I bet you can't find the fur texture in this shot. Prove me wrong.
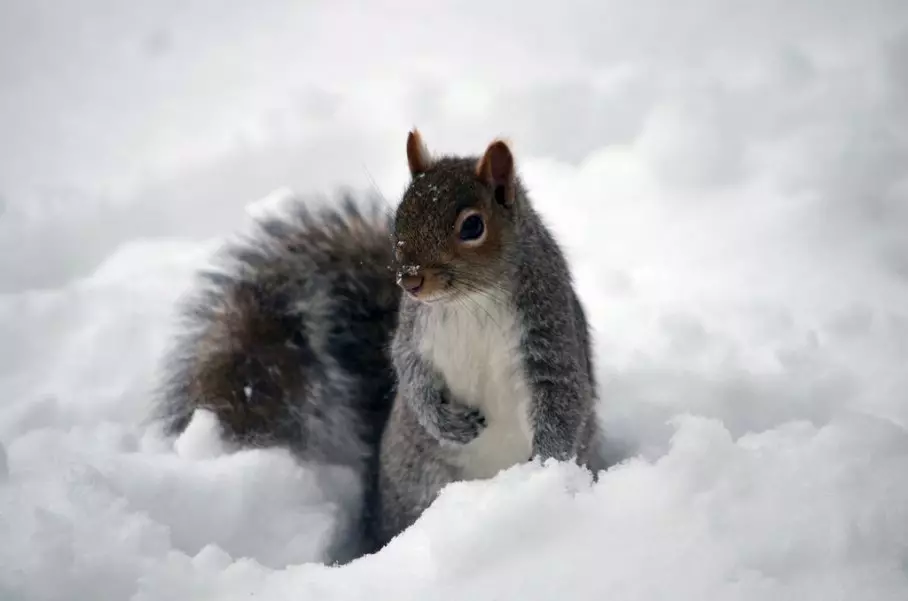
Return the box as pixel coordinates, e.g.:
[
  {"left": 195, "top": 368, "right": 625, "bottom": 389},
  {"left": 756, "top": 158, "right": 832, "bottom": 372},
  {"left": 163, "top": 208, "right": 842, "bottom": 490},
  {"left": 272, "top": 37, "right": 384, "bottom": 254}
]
[
  {"left": 154, "top": 131, "right": 604, "bottom": 562},
  {"left": 155, "top": 193, "right": 400, "bottom": 561},
  {"left": 373, "top": 137, "right": 603, "bottom": 547}
]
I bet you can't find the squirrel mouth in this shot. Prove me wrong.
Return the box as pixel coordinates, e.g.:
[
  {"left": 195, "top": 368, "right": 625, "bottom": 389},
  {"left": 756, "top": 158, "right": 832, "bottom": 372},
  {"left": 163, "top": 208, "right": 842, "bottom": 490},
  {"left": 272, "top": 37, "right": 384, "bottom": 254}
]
[{"left": 395, "top": 268, "right": 453, "bottom": 303}]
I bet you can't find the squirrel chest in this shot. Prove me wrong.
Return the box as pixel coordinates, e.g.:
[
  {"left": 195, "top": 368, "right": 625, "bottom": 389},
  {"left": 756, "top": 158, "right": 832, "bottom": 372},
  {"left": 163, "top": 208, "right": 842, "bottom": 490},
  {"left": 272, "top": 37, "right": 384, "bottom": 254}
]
[{"left": 417, "top": 292, "right": 534, "bottom": 479}]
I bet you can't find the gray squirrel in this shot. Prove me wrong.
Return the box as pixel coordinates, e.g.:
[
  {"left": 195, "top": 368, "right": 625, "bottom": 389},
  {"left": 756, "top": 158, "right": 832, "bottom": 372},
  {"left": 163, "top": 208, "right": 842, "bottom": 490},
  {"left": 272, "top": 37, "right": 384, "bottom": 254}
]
[{"left": 155, "top": 129, "right": 605, "bottom": 563}]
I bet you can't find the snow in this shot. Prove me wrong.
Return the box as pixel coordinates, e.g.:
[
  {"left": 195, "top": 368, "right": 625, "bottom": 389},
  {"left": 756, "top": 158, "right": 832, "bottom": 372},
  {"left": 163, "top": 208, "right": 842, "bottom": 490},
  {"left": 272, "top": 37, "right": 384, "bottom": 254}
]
[{"left": 2, "top": 0, "right": 908, "bottom": 599}]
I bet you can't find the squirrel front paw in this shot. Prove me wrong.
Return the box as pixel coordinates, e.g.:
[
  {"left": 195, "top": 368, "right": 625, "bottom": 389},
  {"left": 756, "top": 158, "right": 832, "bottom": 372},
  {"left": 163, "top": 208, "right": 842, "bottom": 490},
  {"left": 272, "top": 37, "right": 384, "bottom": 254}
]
[{"left": 433, "top": 400, "right": 486, "bottom": 446}]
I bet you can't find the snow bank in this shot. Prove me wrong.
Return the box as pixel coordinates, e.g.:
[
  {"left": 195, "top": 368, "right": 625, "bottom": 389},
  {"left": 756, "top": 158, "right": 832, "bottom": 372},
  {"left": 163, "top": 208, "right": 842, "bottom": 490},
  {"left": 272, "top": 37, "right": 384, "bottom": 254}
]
[
  {"left": 2, "top": 0, "right": 908, "bottom": 600},
  {"left": 2, "top": 188, "right": 906, "bottom": 601}
]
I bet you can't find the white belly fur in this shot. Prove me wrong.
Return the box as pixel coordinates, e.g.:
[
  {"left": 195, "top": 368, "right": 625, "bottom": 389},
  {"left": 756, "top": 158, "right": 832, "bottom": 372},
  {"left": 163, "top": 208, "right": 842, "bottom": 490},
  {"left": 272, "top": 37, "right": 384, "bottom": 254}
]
[{"left": 418, "top": 292, "right": 534, "bottom": 480}]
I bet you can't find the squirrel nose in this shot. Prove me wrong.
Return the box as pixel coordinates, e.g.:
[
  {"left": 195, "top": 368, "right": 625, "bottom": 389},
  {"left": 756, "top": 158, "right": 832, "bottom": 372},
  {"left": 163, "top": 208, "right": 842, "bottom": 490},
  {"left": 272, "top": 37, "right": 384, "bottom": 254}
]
[{"left": 399, "top": 274, "right": 424, "bottom": 295}]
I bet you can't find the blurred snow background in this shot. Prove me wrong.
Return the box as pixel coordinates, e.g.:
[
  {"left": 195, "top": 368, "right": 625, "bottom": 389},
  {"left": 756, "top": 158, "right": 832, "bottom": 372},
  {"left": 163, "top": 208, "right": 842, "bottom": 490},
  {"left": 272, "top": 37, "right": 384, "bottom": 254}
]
[{"left": 2, "top": 0, "right": 908, "bottom": 599}]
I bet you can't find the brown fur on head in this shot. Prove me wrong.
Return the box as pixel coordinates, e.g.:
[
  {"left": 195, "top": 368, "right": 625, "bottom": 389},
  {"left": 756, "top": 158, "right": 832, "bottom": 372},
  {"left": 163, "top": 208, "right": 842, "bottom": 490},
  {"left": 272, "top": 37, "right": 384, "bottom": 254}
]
[{"left": 393, "top": 129, "right": 519, "bottom": 303}]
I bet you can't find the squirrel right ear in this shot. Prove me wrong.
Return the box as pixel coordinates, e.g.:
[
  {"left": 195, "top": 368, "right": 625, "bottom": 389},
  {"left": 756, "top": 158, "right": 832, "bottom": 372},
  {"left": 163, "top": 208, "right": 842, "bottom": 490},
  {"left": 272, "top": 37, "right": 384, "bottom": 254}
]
[
  {"left": 406, "top": 129, "right": 433, "bottom": 177},
  {"left": 476, "top": 139, "right": 516, "bottom": 207}
]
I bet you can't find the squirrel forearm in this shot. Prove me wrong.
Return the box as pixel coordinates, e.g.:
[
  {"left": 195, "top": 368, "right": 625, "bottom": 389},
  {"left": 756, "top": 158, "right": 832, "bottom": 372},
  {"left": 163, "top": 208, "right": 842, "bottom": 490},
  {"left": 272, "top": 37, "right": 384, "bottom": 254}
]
[
  {"left": 394, "top": 344, "right": 486, "bottom": 445},
  {"left": 396, "top": 351, "right": 444, "bottom": 434}
]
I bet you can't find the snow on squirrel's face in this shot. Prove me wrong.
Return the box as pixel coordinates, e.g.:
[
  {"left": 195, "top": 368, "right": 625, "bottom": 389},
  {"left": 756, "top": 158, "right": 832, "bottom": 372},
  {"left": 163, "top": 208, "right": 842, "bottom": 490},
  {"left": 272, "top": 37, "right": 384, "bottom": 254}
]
[{"left": 392, "top": 130, "right": 518, "bottom": 306}]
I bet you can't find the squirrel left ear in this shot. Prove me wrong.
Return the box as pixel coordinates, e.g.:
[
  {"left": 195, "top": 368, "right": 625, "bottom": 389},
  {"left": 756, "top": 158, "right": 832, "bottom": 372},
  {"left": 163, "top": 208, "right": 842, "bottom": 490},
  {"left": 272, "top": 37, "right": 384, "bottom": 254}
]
[
  {"left": 476, "top": 139, "right": 516, "bottom": 207},
  {"left": 406, "top": 129, "right": 433, "bottom": 177}
]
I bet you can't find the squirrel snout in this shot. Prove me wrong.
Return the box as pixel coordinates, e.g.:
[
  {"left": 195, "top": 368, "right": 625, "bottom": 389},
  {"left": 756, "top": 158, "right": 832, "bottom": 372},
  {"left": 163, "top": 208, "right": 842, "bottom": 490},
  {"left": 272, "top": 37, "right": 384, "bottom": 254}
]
[{"left": 399, "top": 274, "right": 424, "bottom": 295}]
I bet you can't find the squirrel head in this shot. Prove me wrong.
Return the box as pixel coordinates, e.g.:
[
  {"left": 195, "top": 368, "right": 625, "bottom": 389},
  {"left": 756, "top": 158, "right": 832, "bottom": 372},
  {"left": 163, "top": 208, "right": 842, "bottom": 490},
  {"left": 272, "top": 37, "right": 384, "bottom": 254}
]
[{"left": 391, "top": 129, "right": 521, "bottom": 304}]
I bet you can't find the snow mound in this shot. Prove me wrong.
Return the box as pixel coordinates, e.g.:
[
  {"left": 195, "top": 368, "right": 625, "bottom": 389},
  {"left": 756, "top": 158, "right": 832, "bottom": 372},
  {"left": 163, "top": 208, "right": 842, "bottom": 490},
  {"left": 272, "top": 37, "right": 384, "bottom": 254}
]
[{"left": 2, "top": 200, "right": 907, "bottom": 600}]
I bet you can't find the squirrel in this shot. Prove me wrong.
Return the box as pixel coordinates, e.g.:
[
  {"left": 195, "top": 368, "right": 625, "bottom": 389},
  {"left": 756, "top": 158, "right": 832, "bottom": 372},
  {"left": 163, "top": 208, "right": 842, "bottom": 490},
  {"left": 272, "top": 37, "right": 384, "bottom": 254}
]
[
  {"left": 154, "top": 129, "right": 605, "bottom": 563},
  {"left": 372, "top": 131, "right": 604, "bottom": 543}
]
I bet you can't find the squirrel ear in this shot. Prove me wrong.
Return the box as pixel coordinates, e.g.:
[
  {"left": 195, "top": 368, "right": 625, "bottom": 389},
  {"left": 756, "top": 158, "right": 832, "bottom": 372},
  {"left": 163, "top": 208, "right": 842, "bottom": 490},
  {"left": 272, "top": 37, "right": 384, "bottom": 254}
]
[
  {"left": 476, "top": 139, "right": 516, "bottom": 207},
  {"left": 406, "top": 129, "right": 433, "bottom": 177}
]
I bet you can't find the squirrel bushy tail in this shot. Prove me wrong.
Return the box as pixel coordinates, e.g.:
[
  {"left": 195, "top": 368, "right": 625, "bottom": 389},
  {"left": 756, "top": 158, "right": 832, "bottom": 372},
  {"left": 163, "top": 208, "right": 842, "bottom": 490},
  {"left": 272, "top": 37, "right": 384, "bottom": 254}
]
[{"left": 155, "top": 192, "right": 400, "bottom": 562}]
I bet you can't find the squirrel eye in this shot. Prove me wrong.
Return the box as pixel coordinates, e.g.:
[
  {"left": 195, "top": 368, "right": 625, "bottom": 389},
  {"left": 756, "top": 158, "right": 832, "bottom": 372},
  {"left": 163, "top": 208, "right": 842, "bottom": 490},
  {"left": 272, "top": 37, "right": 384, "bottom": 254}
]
[{"left": 458, "top": 213, "right": 485, "bottom": 242}]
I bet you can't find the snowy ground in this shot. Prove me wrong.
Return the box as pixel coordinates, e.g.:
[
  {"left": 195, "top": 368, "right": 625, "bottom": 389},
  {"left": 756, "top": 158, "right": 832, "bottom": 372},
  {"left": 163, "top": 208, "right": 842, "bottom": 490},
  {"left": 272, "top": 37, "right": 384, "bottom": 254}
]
[{"left": 2, "top": 1, "right": 908, "bottom": 599}]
